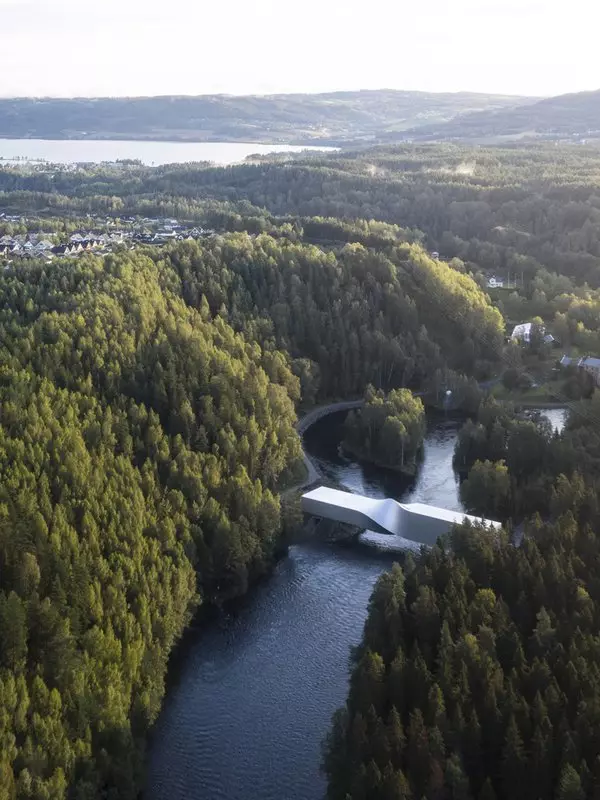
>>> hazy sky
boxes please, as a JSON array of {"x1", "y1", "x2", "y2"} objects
[{"x1": 1, "y1": 0, "x2": 598, "y2": 98}]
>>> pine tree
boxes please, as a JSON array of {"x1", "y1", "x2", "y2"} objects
[
  {"x1": 557, "y1": 764, "x2": 585, "y2": 800},
  {"x1": 387, "y1": 707, "x2": 405, "y2": 767}
]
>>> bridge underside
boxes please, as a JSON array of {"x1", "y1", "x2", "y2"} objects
[{"x1": 301, "y1": 486, "x2": 501, "y2": 547}]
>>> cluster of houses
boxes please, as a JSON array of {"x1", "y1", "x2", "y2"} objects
[
  {"x1": 0, "y1": 218, "x2": 216, "y2": 264},
  {"x1": 510, "y1": 322, "x2": 600, "y2": 387},
  {"x1": 0, "y1": 235, "x2": 55, "y2": 258},
  {"x1": 510, "y1": 322, "x2": 556, "y2": 346},
  {"x1": 0, "y1": 232, "x2": 120, "y2": 261},
  {"x1": 131, "y1": 220, "x2": 214, "y2": 245}
]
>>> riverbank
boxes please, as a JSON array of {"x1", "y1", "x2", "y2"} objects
[
  {"x1": 340, "y1": 441, "x2": 422, "y2": 478},
  {"x1": 489, "y1": 379, "x2": 567, "y2": 408},
  {"x1": 145, "y1": 412, "x2": 465, "y2": 800},
  {"x1": 146, "y1": 405, "x2": 568, "y2": 800},
  {"x1": 515, "y1": 400, "x2": 570, "y2": 409},
  {"x1": 285, "y1": 400, "x2": 365, "y2": 494}
]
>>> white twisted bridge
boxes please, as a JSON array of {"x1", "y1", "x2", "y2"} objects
[{"x1": 302, "y1": 486, "x2": 501, "y2": 546}]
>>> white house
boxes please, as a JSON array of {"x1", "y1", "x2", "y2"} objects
[
  {"x1": 34, "y1": 240, "x2": 54, "y2": 252},
  {"x1": 511, "y1": 322, "x2": 534, "y2": 343},
  {"x1": 488, "y1": 276, "x2": 504, "y2": 288}
]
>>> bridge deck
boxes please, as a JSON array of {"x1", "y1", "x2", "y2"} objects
[{"x1": 301, "y1": 486, "x2": 501, "y2": 546}]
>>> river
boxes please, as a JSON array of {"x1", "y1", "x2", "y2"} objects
[
  {"x1": 145, "y1": 406, "x2": 567, "y2": 800},
  {"x1": 0, "y1": 139, "x2": 335, "y2": 166}
]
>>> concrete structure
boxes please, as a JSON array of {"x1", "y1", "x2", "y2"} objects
[{"x1": 301, "y1": 486, "x2": 501, "y2": 547}]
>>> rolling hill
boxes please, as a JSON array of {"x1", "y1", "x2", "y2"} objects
[
  {"x1": 0, "y1": 90, "x2": 533, "y2": 145},
  {"x1": 404, "y1": 88, "x2": 600, "y2": 142}
]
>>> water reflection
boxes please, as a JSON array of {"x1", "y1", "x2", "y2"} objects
[{"x1": 303, "y1": 410, "x2": 463, "y2": 510}]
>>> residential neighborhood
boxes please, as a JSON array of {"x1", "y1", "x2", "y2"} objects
[{"x1": 0, "y1": 213, "x2": 216, "y2": 265}]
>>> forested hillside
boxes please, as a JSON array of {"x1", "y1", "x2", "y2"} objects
[
  {"x1": 326, "y1": 327, "x2": 600, "y2": 800},
  {"x1": 407, "y1": 88, "x2": 600, "y2": 142},
  {"x1": 137, "y1": 144, "x2": 600, "y2": 285},
  {"x1": 6, "y1": 143, "x2": 597, "y2": 286},
  {"x1": 160, "y1": 231, "x2": 503, "y2": 398},
  {"x1": 0, "y1": 251, "x2": 303, "y2": 796},
  {"x1": 0, "y1": 212, "x2": 502, "y2": 796},
  {"x1": 0, "y1": 91, "x2": 529, "y2": 145}
]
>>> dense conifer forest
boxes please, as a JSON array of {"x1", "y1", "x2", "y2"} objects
[
  {"x1": 0, "y1": 178, "x2": 502, "y2": 795},
  {"x1": 343, "y1": 387, "x2": 426, "y2": 474},
  {"x1": 325, "y1": 392, "x2": 600, "y2": 798},
  {"x1": 3, "y1": 140, "x2": 600, "y2": 797},
  {"x1": 324, "y1": 508, "x2": 600, "y2": 800}
]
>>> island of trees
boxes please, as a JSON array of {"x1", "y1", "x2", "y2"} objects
[{"x1": 343, "y1": 387, "x2": 426, "y2": 474}]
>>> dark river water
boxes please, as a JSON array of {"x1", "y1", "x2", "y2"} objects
[{"x1": 145, "y1": 407, "x2": 566, "y2": 800}]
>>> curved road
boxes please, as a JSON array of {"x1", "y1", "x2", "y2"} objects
[
  {"x1": 288, "y1": 389, "x2": 463, "y2": 495},
  {"x1": 291, "y1": 400, "x2": 364, "y2": 492}
]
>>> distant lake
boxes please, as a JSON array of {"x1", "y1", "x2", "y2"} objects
[{"x1": 0, "y1": 139, "x2": 337, "y2": 166}]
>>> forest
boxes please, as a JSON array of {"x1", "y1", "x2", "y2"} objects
[
  {"x1": 324, "y1": 504, "x2": 600, "y2": 800},
  {"x1": 6, "y1": 141, "x2": 600, "y2": 290},
  {"x1": 326, "y1": 341, "x2": 600, "y2": 800},
  {"x1": 0, "y1": 248, "x2": 309, "y2": 797},
  {"x1": 3, "y1": 140, "x2": 600, "y2": 798},
  {"x1": 0, "y1": 191, "x2": 501, "y2": 796}
]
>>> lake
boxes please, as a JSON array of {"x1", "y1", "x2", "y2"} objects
[
  {"x1": 0, "y1": 139, "x2": 336, "y2": 166},
  {"x1": 145, "y1": 407, "x2": 567, "y2": 800}
]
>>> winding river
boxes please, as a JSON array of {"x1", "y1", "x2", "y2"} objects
[{"x1": 145, "y1": 407, "x2": 566, "y2": 800}]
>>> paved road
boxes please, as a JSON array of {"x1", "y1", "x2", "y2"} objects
[
  {"x1": 285, "y1": 400, "x2": 364, "y2": 495},
  {"x1": 296, "y1": 399, "x2": 364, "y2": 435}
]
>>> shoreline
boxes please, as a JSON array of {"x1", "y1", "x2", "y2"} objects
[
  {"x1": 0, "y1": 133, "x2": 343, "y2": 147},
  {"x1": 513, "y1": 400, "x2": 569, "y2": 409},
  {"x1": 340, "y1": 441, "x2": 421, "y2": 478}
]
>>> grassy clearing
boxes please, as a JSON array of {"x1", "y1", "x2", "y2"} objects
[{"x1": 490, "y1": 378, "x2": 565, "y2": 405}]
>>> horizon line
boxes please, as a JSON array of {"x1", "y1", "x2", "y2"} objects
[{"x1": 0, "y1": 87, "x2": 554, "y2": 101}]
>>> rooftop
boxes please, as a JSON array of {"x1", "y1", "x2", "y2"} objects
[{"x1": 403, "y1": 502, "x2": 500, "y2": 527}]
